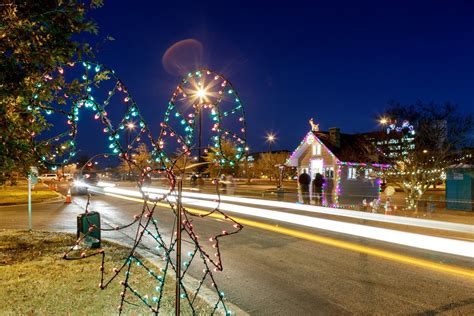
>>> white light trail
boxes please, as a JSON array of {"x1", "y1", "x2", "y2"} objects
[
  {"x1": 88, "y1": 185, "x2": 474, "y2": 258},
  {"x1": 139, "y1": 186, "x2": 474, "y2": 234},
  {"x1": 184, "y1": 199, "x2": 474, "y2": 258},
  {"x1": 97, "y1": 181, "x2": 116, "y2": 188}
]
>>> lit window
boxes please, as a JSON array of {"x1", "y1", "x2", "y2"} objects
[
  {"x1": 348, "y1": 167, "x2": 357, "y2": 180},
  {"x1": 365, "y1": 168, "x2": 373, "y2": 179},
  {"x1": 312, "y1": 144, "x2": 321, "y2": 155},
  {"x1": 324, "y1": 167, "x2": 334, "y2": 179}
]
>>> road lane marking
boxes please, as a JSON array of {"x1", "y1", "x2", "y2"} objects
[{"x1": 100, "y1": 191, "x2": 474, "y2": 279}]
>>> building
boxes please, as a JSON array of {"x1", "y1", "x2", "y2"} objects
[
  {"x1": 364, "y1": 130, "x2": 415, "y2": 159},
  {"x1": 287, "y1": 125, "x2": 388, "y2": 206}
]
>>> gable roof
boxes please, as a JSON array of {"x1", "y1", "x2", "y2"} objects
[
  {"x1": 313, "y1": 131, "x2": 380, "y2": 163},
  {"x1": 287, "y1": 130, "x2": 381, "y2": 166}
]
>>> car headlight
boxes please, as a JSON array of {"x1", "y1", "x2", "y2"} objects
[{"x1": 74, "y1": 180, "x2": 87, "y2": 187}]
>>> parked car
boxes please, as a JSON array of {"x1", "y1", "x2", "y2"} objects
[
  {"x1": 61, "y1": 173, "x2": 73, "y2": 181},
  {"x1": 38, "y1": 174, "x2": 58, "y2": 182}
]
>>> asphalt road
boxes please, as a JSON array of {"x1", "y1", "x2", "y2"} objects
[{"x1": 1, "y1": 192, "x2": 473, "y2": 315}]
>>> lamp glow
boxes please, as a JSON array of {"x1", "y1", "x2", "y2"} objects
[{"x1": 196, "y1": 88, "x2": 206, "y2": 99}]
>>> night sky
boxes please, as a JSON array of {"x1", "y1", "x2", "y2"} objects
[{"x1": 83, "y1": 0, "x2": 474, "y2": 154}]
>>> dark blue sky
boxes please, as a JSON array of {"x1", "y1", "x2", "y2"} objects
[{"x1": 88, "y1": 0, "x2": 474, "y2": 153}]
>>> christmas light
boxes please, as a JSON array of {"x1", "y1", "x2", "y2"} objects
[{"x1": 32, "y1": 61, "x2": 243, "y2": 315}]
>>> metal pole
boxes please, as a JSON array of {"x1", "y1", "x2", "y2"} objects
[
  {"x1": 127, "y1": 129, "x2": 131, "y2": 179},
  {"x1": 28, "y1": 174, "x2": 32, "y2": 231},
  {"x1": 198, "y1": 107, "x2": 202, "y2": 162},
  {"x1": 175, "y1": 181, "x2": 182, "y2": 315}
]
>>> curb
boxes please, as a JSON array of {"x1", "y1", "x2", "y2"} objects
[
  {"x1": 106, "y1": 238, "x2": 249, "y2": 316},
  {"x1": 0, "y1": 192, "x2": 65, "y2": 208}
]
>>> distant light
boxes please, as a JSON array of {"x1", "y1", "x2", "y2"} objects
[
  {"x1": 266, "y1": 132, "x2": 277, "y2": 143},
  {"x1": 127, "y1": 122, "x2": 135, "y2": 130},
  {"x1": 379, "y1": 117, "x2": 389, "y2": 125}
]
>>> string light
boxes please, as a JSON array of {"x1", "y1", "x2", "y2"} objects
[{"x1": 31, "y1": 61, "x2": 244, "y2": 315}]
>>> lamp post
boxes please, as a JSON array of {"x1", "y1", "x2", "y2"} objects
[
  {"x1": 194, "y1": 87, "x2": 207, "y2": 173},
  {"x1": 126, "y1": 122, "x2": 135, "y2": 148},
  {"x1": 244, "y1": 146, "x2": 250, "y2": 184},
  {"x1": 126, "y1": 122, "x2": 135, "y2": 179}
]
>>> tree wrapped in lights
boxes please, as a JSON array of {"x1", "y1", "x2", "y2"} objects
[
  {"x1": 31, "y1": 62, "x2": 246, "y2": 314},
  {"x1": 0, "y1": 0, "x2": 105, "y2": 179},
  {"x1": 377, "y1": 101, "x2": 473, "y2": 210}
]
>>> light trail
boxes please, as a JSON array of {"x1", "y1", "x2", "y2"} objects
[
  {"x1": 97, "y1": 190, "x2": 474, "y2": 279},
  {"x1": 88, "y1": 186, "x2": 474, "y2": 259},
  {"x1": 183, "y1": 199, "x2": 474, "y2": 258},
  {"x1": 138, "y1": 186, "x2": 473, "y2": 234}
]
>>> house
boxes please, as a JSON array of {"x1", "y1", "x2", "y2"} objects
[{"x1": 287, "y1": 124, "x2": 388, "y2": 206}]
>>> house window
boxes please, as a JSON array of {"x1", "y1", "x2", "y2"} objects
[
  {"x1": 365, "y1": 168, "x2": 373, "y2": 179},
  {"x1": 348, "y1": 167, "x2": 357, "y2": 180},
  {"x1": 312, "y1": 144, "x2": 321, "y2": 155},
  {"x1": 324, "y1": 167, "x2": 334, "y2": 179}
]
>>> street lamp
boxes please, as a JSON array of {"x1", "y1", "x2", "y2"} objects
[
  {"x1": 126, "y1": 121, "x2": 135, "y2": 149},
  {"x1": 244, "y1": 146, "x2": 251, "y2": 183},
  {"x1": 379, "y1": 117, "x2": 389, "y2": 125},
  {"x1": 196, "y1": 87, "x2": 206, "y2": 100},
  {"x1": 193, "y1": 86, "x2": 209, "y2": 171},
  {"x1": 265, "y1": 132, "x2": 277, "y2": 152},
  {"x1": 126, "y1": 122, "x2": 136, "y2": 179}
]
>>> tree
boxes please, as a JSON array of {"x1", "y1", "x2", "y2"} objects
[
  {"x1": 62, "y1": 163, "x2": 77, "y2": 175},
  {"x1": 119, "y1": 143, "x2": 154, "y2": 176},
  {"x1": 204, "y1": 140, "x2": 240, "y2": 178},
  {"x1": 0, "y1": 0, "x2": 103, "y2": 177},
  {"x1": 377, "y1": 101, "x2": 473, "y2": 210},
  {"x1": 253, "y1": 152, "x2": 290, "y2": 181}
]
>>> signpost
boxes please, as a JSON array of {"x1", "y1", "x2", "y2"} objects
[{"x1": 28, "y1": 166, "x2": 38, "y2": 231}]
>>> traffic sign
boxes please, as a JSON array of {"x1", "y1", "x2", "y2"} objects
[{"x1": 30, "y1": 166, "x2": 38, "y2": 185}]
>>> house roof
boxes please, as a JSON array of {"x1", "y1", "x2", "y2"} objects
[
  {"x1": 287, "y1": 130, "x2": 382, "y2": 166},
  {"x1": 312, "y1": 131, "x2": 380, "y2": 163}
]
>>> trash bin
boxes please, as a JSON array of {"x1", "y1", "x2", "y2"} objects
[{"x1": 77, "y1": 211, "x2": 101, "y2": 248}]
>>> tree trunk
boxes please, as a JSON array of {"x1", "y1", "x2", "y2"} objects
[{"x1": 405, "y1": 188, "x2": 423, "y2": 212}]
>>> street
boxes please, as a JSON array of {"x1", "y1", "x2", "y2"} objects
[{"x1": 1, "y1": 187, "x2": 473, "y2": 315}]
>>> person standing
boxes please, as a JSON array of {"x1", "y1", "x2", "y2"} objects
[
  {"x1": 226, "y1": 174, "x2": 236, "y2": 195},
  {"x1": 298, "y1": 169, "x2": 311, "y2": 204},
  {"x1": 312, "y1": 173, "x2": 325, "y2": 205},
  {"x1": 190, "y1": 172, "x2": 197, "y2": 188}
]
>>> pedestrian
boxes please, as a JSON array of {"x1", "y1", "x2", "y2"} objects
[
  {"x1": 384, "y1": 196, "x2": 392, "y2": 215},
  {"x1": 298, "y1": 169, "x2": 311, "y2": 204},
  {"x1": 220, "y1": 174, "x2": 227, "y2": 192},
  {"x1": 190, "y1": 172, "x2": 197, "y2": 188},
  {"x1": 226, "y1": 174, "x2": 236, "y2": 195},
  {"x1": 312, "y1": 173, "x2": 325, "y2": 205}
]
